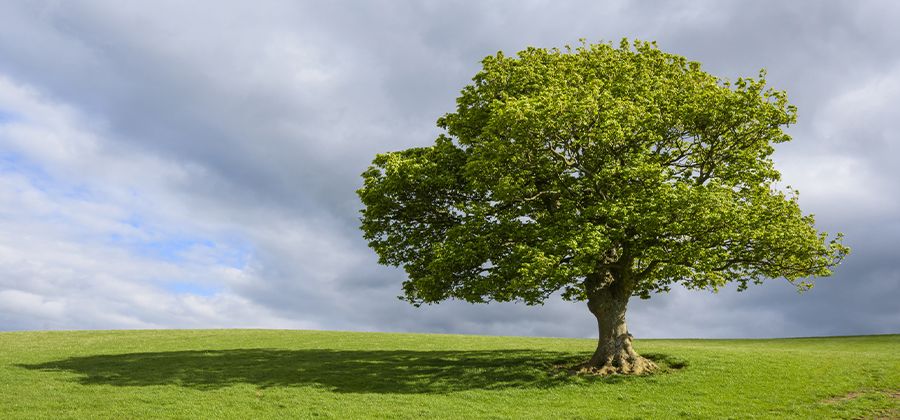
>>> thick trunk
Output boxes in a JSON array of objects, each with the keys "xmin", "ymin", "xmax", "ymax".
[{"xmin": 582, "ymin": 271, "xmax": 657, "ymax": 375}]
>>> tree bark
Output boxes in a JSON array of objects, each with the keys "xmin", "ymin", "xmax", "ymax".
[{"xmin": 581, "ymin": 270, "xmax": 657, "ymax": 375}]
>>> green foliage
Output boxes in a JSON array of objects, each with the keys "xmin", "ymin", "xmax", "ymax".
[
  {"xmin": 1, "ymin": 330, "xmax": 898, "ymax": 418},
  {"xmin": 359, "ymin": 40, "xmax": 848, "ymax": 306}
]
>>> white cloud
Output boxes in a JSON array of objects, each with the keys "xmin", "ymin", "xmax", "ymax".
[
  {"xmin": 813, "ymin": 62, "xmax": 900, "ymax": 157},
  {"xmin": 0, "ymin": 74, "xmax": 318, "ymax": 331},
  {"xmin": 777, "ymin": 154, "xmax": 897, "ymax": 219}
]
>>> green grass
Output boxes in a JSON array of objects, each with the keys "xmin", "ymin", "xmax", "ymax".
[{"xmin": 0, "ymin": 330, "xmax": 897, "ymax": 419}]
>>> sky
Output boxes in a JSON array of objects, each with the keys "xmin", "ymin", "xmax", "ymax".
[{"xmin": 0, "ymin": 0, "xmax": 897, "ymax": 338}]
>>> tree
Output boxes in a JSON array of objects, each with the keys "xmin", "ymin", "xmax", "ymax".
[{"xmin": 357, "ymin": 40, "xmax": 848, "ymax": 375}]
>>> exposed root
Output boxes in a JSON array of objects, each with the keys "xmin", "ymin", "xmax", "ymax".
[
  {"xmin": 577, "ymin": 355, "xmax": 658, "ymax": 376},
  {"xmin": 578, "ymin": 331, "xmax": 659, "ymax": 376}
]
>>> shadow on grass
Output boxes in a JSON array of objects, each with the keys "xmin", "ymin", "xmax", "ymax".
[
  {"xmin": 19, "ymin": 348, "xmax": 635, "ymax": 393},
  {"xmin": 643, "ymin": 353, "xmax": 690, "ymax": 370}
]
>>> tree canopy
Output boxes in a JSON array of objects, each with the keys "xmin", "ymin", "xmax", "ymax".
[{"xmin": 359, "ymin": 40, "xmax": 847, "ymax": 310}]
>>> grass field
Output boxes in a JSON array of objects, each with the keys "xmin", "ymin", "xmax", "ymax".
[{"xmin": 0, "ymin": 330, "xmax": 897, "ymax": 419}]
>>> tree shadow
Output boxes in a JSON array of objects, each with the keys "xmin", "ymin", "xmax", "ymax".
[
  {"xmin": 642, "ymin": 352, "xmax": 689, "ymax": 370},
  {"xmin": 19, "ymin": 348, "xmax": 612, "ymax": 394}
]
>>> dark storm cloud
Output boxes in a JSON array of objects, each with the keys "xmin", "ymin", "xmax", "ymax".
[{"xmin": 0, "ymin": 0, "xmax": 896, "ymax": 337}]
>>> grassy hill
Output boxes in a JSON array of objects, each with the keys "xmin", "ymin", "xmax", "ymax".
[{"xmin": 0, "ymin": 330, "xmax": 897, "ymax": 419}]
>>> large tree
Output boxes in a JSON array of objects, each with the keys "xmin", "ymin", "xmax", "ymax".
[{"xmin": 357, "ymin": 40, "xmax": 848, "ymax": 374}]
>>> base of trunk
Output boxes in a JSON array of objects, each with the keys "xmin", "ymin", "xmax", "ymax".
[
  {"xmin": 578, "ymin": 353, "xmax": 658, "ymax": 376},
  {"xmin": 579, "ymin": 332, "xmax": 658, "ymax": 375}
]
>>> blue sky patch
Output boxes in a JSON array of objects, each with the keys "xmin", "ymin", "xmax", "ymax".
[
  {"xmin": 163, "ymin": 281, "xmax": 222, "ymax": 297},
  {"xmin": 107, "ymin": 233, "xmax": 213, "ymax": 263},
  {"xmin": 133, "ymin": 237, "xmax": 213, "ymax": 262},
  {"xmin": 0, "ymin": 110, "xmax": 17, "ymax": 124},
  {"xmin": 109, "ymin": 223, "xmax": 252, "ymax": 268},
  {"xmin": 0, "ymin": 151, "xmax": 94, "ymax": 200}
]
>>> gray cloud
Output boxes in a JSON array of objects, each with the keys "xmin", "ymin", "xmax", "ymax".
[{"xmin": 0, "ymin": 0, "xmax": 897, "ymax": 338}]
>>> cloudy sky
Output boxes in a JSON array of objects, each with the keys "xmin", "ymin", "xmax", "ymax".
[{"xmin": 0, "ymin": 0, "xmax": 897, "ymax": 338}]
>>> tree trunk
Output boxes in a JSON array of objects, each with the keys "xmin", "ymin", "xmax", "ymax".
[{"xmin": 582, "ymin": 272, "xmax": 657, "ymax": 375}]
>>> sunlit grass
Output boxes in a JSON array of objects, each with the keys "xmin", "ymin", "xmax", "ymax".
[{"xmin": 1, "ymin": 330, "xmax": 897, "ymax": 419}]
